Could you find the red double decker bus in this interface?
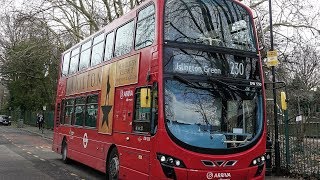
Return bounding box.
[52,0,267,179]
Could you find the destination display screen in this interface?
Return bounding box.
[164,48,260,80]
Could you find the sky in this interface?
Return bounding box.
[0,0,319,49]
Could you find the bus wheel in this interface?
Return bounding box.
[61,141,69,164]
[106,148,119,180]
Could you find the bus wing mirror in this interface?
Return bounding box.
[280,91,287,111]
[140,88,151,108]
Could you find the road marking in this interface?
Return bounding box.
[50,163,56,167]
[40,158,46,161]
[70,173,78,177]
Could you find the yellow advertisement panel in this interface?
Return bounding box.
[98,54,140,134]
[65,54,140,134]
[115,54,140,87]
[98,63,116,134]
[66,67,102,95]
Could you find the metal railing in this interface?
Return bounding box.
[10,110,54,129]
[268,115,320,179]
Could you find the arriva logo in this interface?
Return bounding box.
[214,172,231,178]
[206,172,213,179]
[120,89,133,99]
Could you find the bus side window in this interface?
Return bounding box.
[79,40,92,71]
[69,47,80,74]
[62,52,70,76]
[74,97,86,126]
[133,88,151,133]
[114,20,134,57]
[64,98,75,125]
[151,83,158,135]
[91,33,105,66]
[56,101,62,126]
[104,31,114,61]
[135,4,155,50]
[85,95,98,128]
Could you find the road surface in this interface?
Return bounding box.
[0,125,105,180]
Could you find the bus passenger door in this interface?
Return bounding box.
[114,86,157,179]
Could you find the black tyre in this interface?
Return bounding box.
[61,141,69,164]
[106,148,119,180]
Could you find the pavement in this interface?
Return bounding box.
[15,123,54,140]
[265,177,298,180]
[12,123,298,180]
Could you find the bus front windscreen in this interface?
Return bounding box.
[164,0,257,52]
[164,78,263,152]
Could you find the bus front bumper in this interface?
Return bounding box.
[153,164,265,180]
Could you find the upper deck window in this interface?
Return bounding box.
[114,20,134,57]
[62,52,70,76]
[105,32,115,61]
[164,0,256,52]
[91,33,105,66]
[79,40,92,71]
[135,4,155,50]
[69,47,80,74]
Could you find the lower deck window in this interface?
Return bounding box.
[85,95,98,127]
[63,99,75,125]
[75,105,85,126]
[74,97,86,126]
[61,95,98,128]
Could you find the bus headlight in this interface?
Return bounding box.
[157,153,186,168]
[251,154,266,177]
[160,155,166,162]
[252,159,257,166]
[251,155,266,166]
[175,160,181,167]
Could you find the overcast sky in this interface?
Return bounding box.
[1,0,319,46]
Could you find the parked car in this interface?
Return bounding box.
[0,115,11,126]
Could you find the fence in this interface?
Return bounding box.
[10,110,54,129]
[268,114,320,179]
